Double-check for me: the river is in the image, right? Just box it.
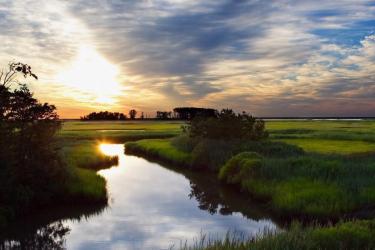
[1,144,278,250]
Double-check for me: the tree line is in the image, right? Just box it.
[81,107,218,121]
[81,109,140,120]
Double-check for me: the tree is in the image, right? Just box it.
[156,111,172,120]
[0,62,37,87]
[0,62,66,219]
[173,107,217,120]
[184,109,268,140]
[129,109,137,120]
[80,111,127,121]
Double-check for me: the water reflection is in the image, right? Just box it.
[99,143,123,156]
[1,222,69,250]
[1,144,278,250]
[0,204,106,250]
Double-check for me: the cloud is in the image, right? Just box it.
[0,0,374,117]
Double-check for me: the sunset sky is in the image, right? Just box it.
[0,0,374,118]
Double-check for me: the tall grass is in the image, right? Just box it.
[179,220,375,250]
[61,140,118,170]
[219,152,375,219]
[64,168,107,203]
[126,135,375,219]
[126,139,192,167]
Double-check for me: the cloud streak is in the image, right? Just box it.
[0,0,374,117]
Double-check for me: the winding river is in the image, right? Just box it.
[1,144,278,250]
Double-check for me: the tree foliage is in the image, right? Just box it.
[129,109,137,119]
[0,63,66,220]
[173,107,217,120]
[81,111,127,121]
[156,111,172,120]
[184,109,268,140]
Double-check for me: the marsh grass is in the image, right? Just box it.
[126,134,375,219]
[59,120,183,142]
[220,152,375,219]
[64,168,107,203]
[179,220,375,250]
[126,139,192,167]
[61,140,118,170]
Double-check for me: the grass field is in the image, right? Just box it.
[20,119,375,248]
[267,120,375,154]
[59,120,183,142]
[124,119,375,220]
[59,119,375,154]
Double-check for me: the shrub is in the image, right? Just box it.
[185,109,268,140]
[219,152,262,184]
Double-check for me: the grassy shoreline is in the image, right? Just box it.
[125,137,375,221]
[180,220,375,250]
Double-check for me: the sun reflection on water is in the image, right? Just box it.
[99,144,124,156]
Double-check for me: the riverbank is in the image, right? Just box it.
[124,119,375,248]
[126,137,375,220]
[0,140,117,229]
[180,219,375,250]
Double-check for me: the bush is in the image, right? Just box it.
[185,109,268,140]
[219,152,262,184]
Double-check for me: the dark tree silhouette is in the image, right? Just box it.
[184,109,268,140]
[0,62,66,225]
[173,107,217,120]
[156,111,172,120]
[81,111,127,121]
[129,109,137,120]
[0,62,37,87]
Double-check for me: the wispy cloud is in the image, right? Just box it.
[0,0,374,117]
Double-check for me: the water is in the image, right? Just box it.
[1,144,278,250]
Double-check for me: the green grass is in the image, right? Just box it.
[180,220,375,250]
[61,140,118,170]
[59,120,183,142]
[126,133,375,219]
[267,120,375,154]
[219,152,375,219]
[64,168,107,203]
[126,139,192,166]
[274,138,375,154]
[58,140,119,203]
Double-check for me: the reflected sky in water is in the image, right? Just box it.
[63,144,276,249]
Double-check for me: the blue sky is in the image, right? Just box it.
[0,0,374,117]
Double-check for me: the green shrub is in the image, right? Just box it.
[185,109,268,140]
[219,152,262,184]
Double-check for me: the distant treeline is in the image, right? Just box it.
[81,111,127,121]
[81,107,219,121]
[155,107,217,120]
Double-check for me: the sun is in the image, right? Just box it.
[56,46,121,105]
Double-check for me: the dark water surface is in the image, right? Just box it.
[1,144,278,250]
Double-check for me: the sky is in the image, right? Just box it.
[0,0,374,118]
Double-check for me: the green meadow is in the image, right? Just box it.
[60,119,375,219]
[124,119,375,222]
[4,119,373,247]
[267,120,375,154]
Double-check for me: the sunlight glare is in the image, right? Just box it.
[99,144,124,156]
[56,46,121,105]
